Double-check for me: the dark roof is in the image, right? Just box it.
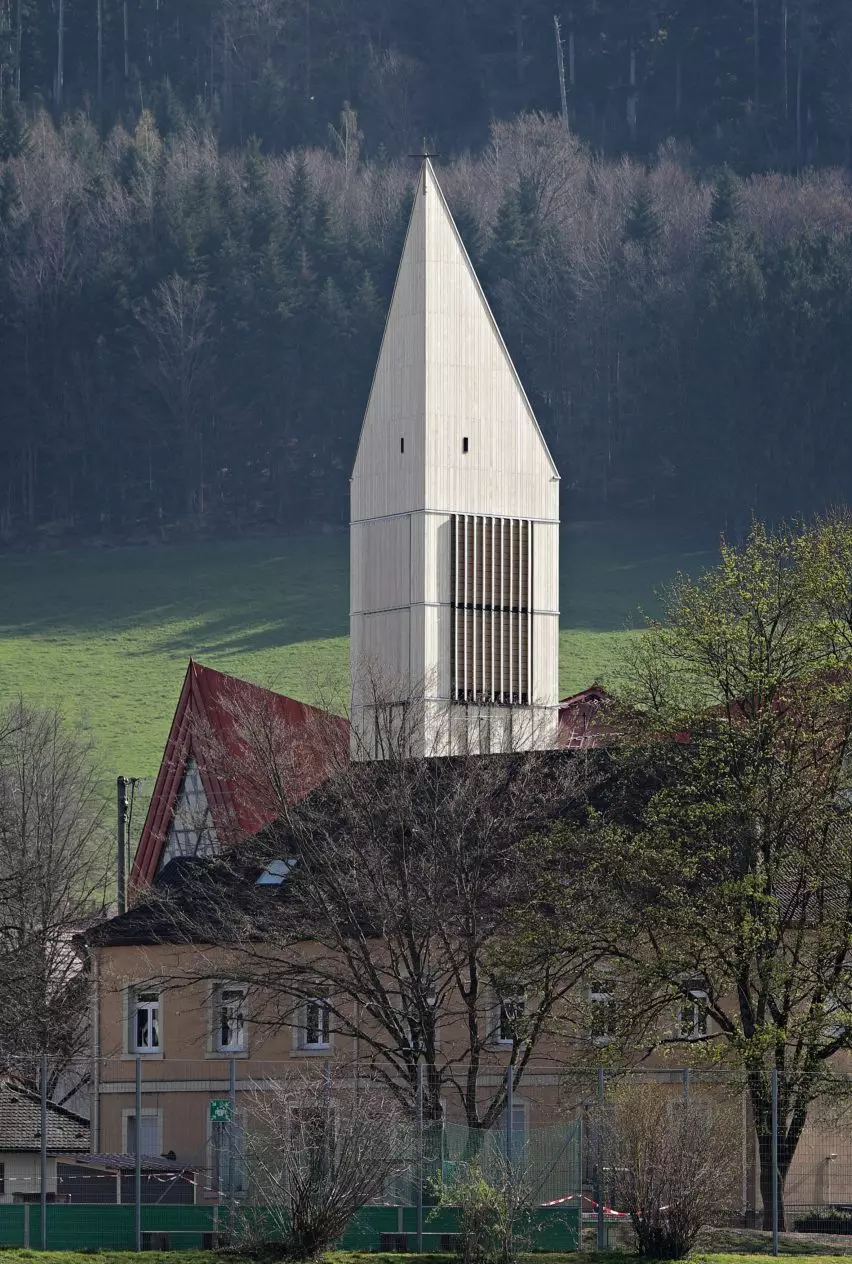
[85,856,265,948]
[88,746,600,949]
[73,1154,198,1173]
[0,1079,90,1153]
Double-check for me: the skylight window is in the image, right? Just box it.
[255,858,297,885]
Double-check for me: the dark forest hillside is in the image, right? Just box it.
[3,1,852,169]
[2,3,852,544]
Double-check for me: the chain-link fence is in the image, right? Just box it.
[0,1055,582,1251]
[5,1056,852,1252]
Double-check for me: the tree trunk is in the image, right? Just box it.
[753,0,760,110]
[96,0,103,110]
[758,1131,787,1231]
[56,0,64,108]
[14,0,21,100]
[796,6,804,166]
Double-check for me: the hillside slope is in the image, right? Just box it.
[0,522,715,781]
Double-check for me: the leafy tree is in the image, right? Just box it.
[572,516,852,1228]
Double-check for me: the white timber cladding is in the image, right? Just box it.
[451,515,532,704]
[350,159,560,756]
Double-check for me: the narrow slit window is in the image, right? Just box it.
[400,437,404,453]
[462,436,469,453]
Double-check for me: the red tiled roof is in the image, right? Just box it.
[130,662,348,893]
[558,684,615,749]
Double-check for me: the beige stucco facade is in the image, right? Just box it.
[89,939,852,1218]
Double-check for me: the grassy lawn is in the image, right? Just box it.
[1,1252,850,1264]
[0,519,716,798]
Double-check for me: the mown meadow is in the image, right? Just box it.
[0,520,716,790]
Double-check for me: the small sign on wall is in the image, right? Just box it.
[209,1099,232,1123]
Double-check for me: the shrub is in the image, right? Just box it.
[240,1068,414,1259]
[599,1081,741,1259]
[432,1158,531,1264]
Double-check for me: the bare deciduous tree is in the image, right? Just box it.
[135,273,217,520]
[0,700,109,1093]
[168,677,606,1131]
[241,1066,413,1258]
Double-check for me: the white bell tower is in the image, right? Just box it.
[350,160,560,758]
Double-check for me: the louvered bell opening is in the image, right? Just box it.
[451,514,531,705]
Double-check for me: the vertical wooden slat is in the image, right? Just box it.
[526,521,533,704]
[490,516,496,703]
[453,515,459,701]
[495,518,500,707]
[480,516,486,704]
[472,515,478,699]
[463,514,469,701]
[516,519,522,702]
[508,517,515,702]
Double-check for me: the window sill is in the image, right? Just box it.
[121,1051,165,1060]
[208,1049,250,1059]
[295,1045,332,1056]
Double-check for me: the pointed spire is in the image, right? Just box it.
[352,157,557,522]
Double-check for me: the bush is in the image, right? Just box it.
[432,1160,531,1264]
[239,1069,414,1259]
[599,1082,741,1259]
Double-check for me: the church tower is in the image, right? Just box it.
[350,160,559,758]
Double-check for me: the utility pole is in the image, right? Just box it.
[117,777,137,915]
[554,15,570,131]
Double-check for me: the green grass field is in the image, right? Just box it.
[0,520,717,791]
[0,1252,848,1264]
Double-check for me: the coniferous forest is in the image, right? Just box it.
[3,1,852,541]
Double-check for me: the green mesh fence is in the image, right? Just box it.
[385,1119,581,1208]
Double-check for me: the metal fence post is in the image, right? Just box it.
[596,1068,605,1251]
[40,1051,48,1251]
[416,1061,424,1253]
[576,1113,584,1252]
[135,1055,142,1251]
[682,1067,690,1102]
[771,1069,779,1256]
[506,1065,514,1167]
[228,1057,237,1238]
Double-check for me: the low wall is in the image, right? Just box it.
[0,1203,580,1253]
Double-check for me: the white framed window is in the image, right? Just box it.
[130,989,161,1053]
[680,989,708,1040]
[123,1109,162,1157]
[216,986,247,1053]
[496,997,525,1046]
[160,758,218,870]
[302,997,331,1049]
[589,982,615,1044]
